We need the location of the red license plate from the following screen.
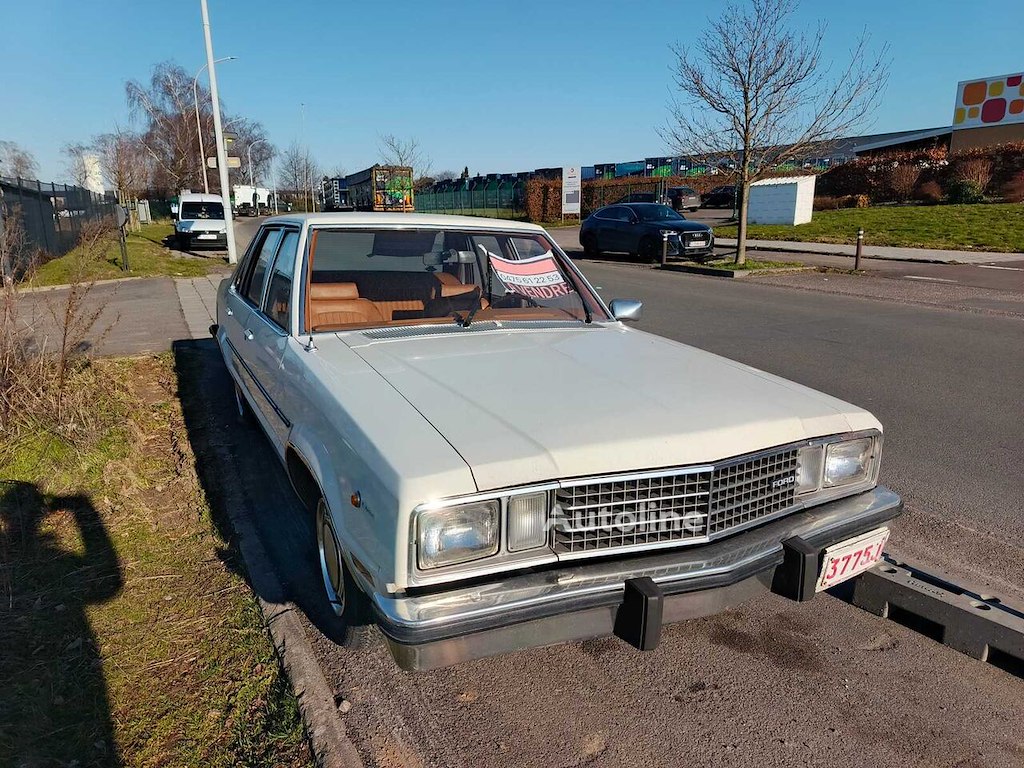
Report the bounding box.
[815,527,889,592]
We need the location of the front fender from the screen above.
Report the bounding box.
[285,422,393,594]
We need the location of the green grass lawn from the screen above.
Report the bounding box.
[0,356,310,767]
[33,222,228,286]
[714,203,1024,253]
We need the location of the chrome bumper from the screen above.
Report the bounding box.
[373,485,902,670]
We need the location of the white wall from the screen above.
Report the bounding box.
[747,176,816,225]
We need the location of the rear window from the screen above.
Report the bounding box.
[181,202,224,220]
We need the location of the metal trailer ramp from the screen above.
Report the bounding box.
[852,556,1024,679]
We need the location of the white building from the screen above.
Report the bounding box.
[746,175,816,226]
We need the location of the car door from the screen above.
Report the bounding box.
[593,206,630,252]
[607,206,638,252]
[243,227,302,452]
[223,226,284,433]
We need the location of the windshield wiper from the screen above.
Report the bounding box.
[453,304,481,328]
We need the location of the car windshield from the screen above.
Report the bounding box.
[631,204,684,222]
[306,227,608,332]
[181,202,224,219]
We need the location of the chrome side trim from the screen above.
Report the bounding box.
[222,336,291,428]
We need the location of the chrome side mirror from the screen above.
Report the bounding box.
[609,299,643,322]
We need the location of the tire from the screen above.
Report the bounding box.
[233,381,255,425]
[177,233,191,252]
[689,207,699,213]
[316,497,373,648]
[639,236,662,263]
[581,233,600,258]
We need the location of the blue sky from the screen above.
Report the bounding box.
[4,0,1023,182]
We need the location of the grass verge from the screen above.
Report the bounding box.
[702,257,804,271]
[0,355,311,767]
[33,222,227,286]
[713,203,1024,253]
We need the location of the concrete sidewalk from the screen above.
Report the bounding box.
[175,274,223,340]
[713,237,1023,264]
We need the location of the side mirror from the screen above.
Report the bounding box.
[609,299,643,322]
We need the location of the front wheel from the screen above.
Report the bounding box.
[581,233,600,259]
[639,236,662,263]
[316,498,372,648]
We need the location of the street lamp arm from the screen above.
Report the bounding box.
[192,55,236,194]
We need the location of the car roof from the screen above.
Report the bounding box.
[622,202,672,210]
[262,212,547,232]
[179,193,224,203]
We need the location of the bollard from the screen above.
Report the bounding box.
[661,231,669,266]
[855,227,864,271]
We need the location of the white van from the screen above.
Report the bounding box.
[175,192,227,251]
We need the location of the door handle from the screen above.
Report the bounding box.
[226,307,233,316]
[244,329,254,341]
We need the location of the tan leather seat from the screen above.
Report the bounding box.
[309,283,384,328]
[434,271,478,298]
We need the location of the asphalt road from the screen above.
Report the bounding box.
[193,218,1024,768]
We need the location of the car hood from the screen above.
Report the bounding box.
[177,219,226,233]
[645,220,710,233]
[335,325,879,492]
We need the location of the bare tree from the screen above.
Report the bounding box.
[378,134,431,178]
[434,169,458,182]
[0,141,39,180]
[327,165,348,180]
[61,143,93,187]
[278,142,321,208]
[126,62,203,192]
[91,129,150,204]
[664,0,889,263]
[886,163,921,202]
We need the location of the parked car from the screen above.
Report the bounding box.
[175,192,227,251]
[667,186,701,212]
[580,203,715,262]
[701,185,738,208]
[612,187,699,212]
[215,212,901,670]
[236,202,257,217]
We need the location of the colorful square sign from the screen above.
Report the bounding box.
[954,72,1024,129]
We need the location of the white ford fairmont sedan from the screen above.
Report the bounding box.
[215,213,902,670]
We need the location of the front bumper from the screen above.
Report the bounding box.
[667,234,714,258]
[373,485,902,670]
[179,230,228,249]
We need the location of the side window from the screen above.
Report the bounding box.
[263,230,299,331]
[242,228,283,305]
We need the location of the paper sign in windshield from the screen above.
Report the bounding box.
[489,252,571,300]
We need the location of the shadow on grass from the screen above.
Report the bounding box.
[171,338,360,645]
[0,481,123,766]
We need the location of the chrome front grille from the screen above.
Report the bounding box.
[552,447,799,556]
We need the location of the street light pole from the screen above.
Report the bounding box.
[247,138,266,211]
[193,55,236,194]
[200,0,238,264]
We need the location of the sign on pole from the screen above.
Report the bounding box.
[561,166,581,216]
[207,156,241,169]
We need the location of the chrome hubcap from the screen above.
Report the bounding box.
[316,500,345,616]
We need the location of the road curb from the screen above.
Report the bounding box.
[660,263,814,279]
[715,238,1024,265]
[181,340,364,768]
[851,554,1024,678]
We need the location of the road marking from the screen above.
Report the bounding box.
[904,275,958,283]
[976,264,1024,271]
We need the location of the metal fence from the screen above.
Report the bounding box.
[415,179,526,220]
[0,176,115,261]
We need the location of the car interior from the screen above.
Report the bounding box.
[304,228,597,331]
